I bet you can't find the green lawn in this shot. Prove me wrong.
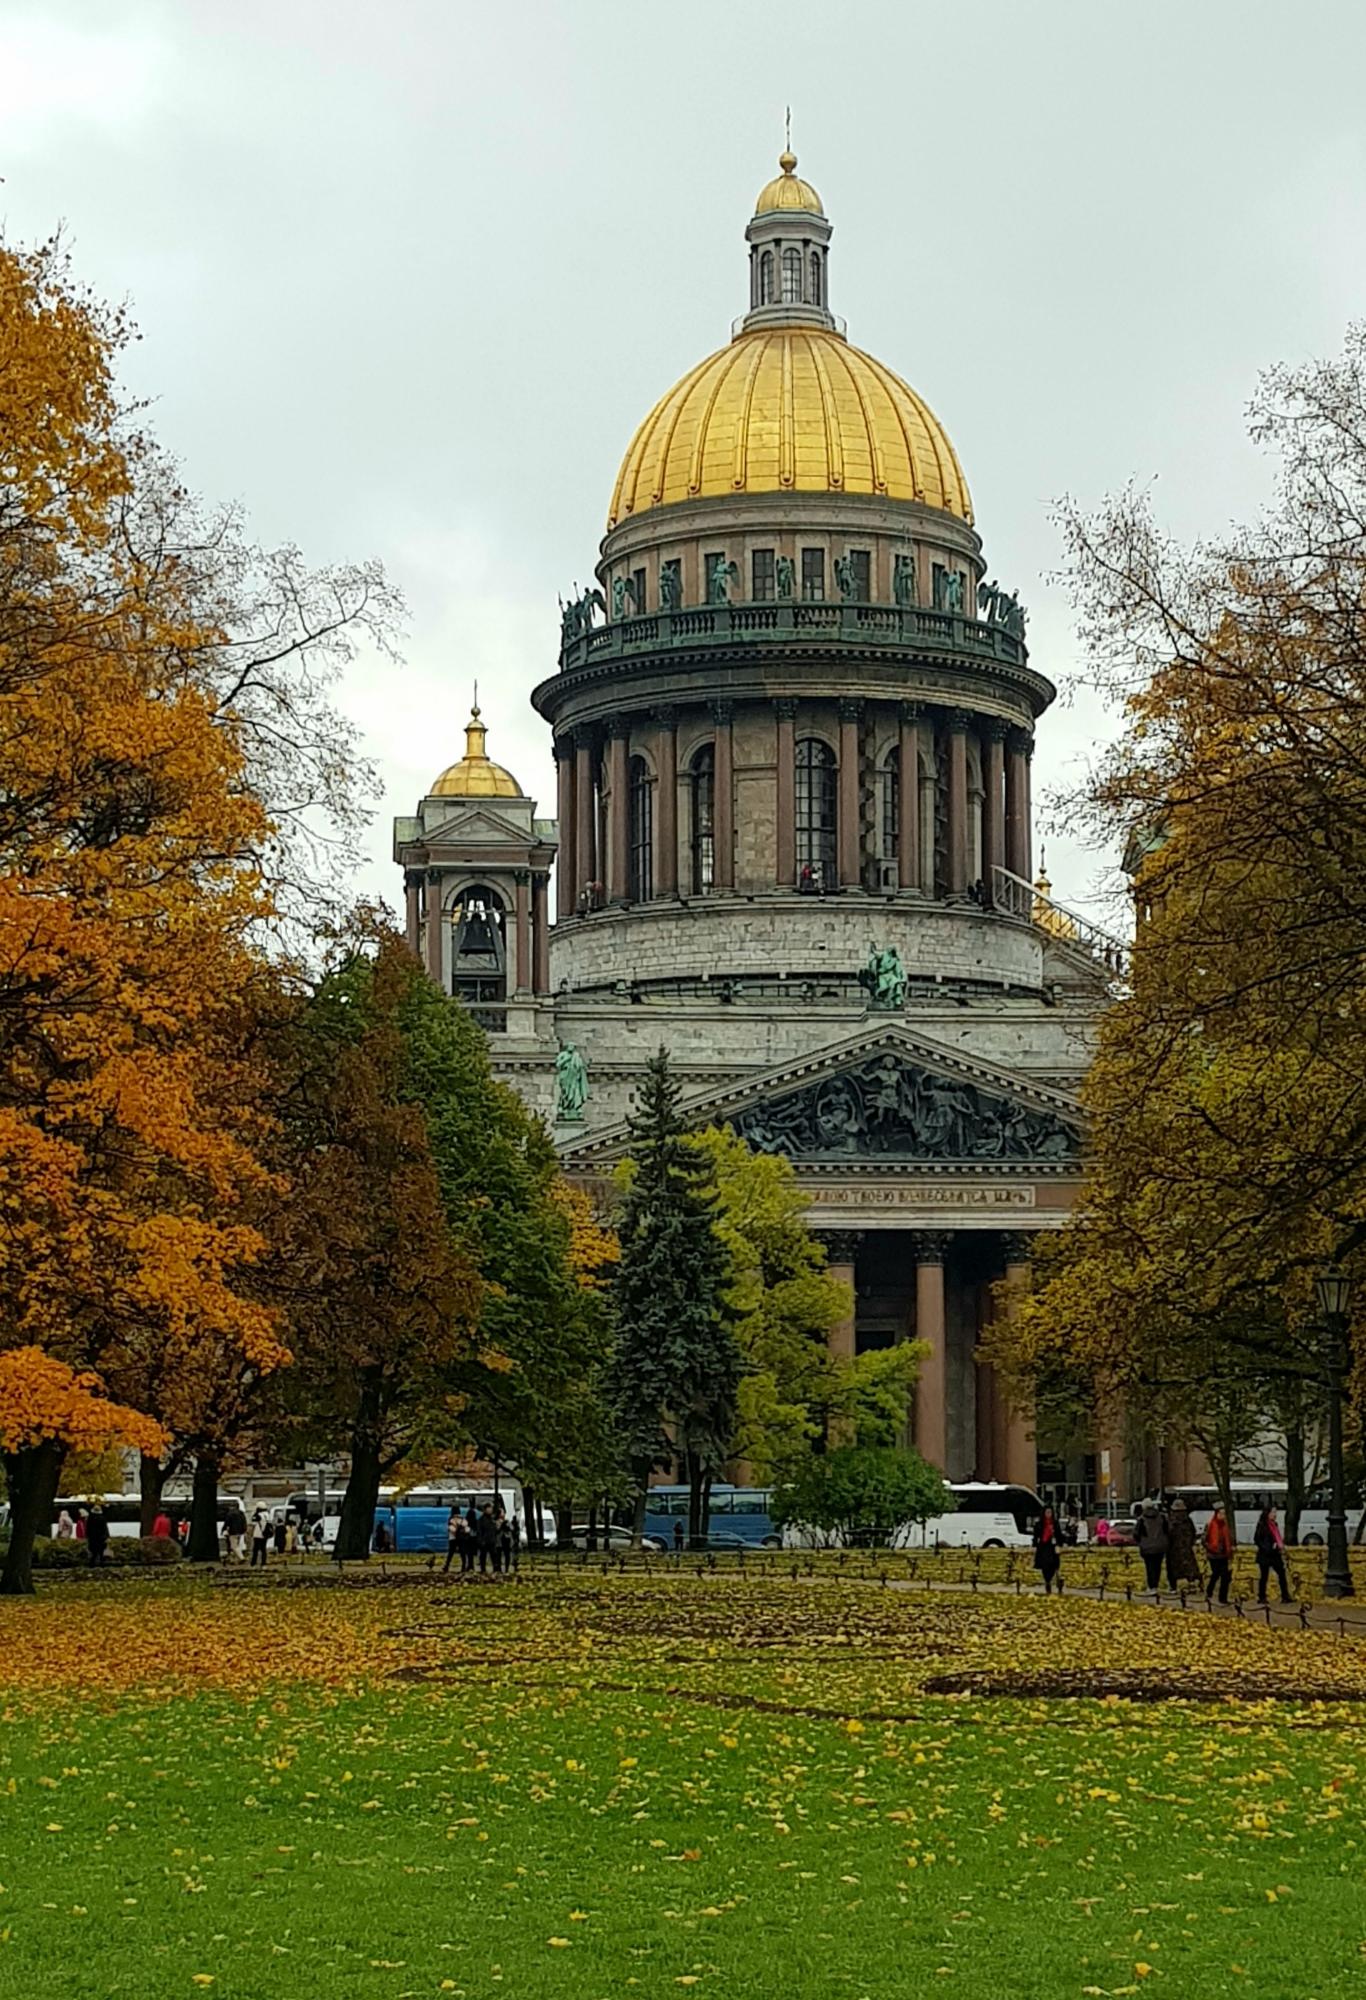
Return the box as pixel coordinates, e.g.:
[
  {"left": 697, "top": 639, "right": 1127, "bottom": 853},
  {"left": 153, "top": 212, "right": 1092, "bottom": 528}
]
[{"left": 2, "top": 1570, "right": 1365, "bottom": 1998}]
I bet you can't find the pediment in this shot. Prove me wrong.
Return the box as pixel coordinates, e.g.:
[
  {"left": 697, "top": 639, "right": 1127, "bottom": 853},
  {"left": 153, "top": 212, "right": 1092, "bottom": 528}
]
[
  {"left": 422, "top": 802, "right": 532, "bottom": 846},
  {"left": 561, "top": 1024, "right": 1084, "bottom": 1171}
]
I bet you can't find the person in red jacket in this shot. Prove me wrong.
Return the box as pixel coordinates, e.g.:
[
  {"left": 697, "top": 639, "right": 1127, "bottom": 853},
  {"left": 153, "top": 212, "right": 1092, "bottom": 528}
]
[
  {"left": 1203, "top": 1502, "right": 1233, "bottom": 1604},
  {"left": 152, "top": 1509, "right": 173, "bottom": 1539}
]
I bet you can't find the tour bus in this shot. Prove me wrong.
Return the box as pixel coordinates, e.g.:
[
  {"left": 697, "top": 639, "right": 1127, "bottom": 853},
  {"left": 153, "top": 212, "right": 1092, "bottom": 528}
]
[
  {"left": 1165, "top": 1480, "right": 1355, "bottom": 1547},
  {"left": 640, "top": 1485, "right": 782, "bottom": 1549},
  {"left": 896, "top": 1480, "right": 1043, "bottom": 1550},
  {"left": 48, "top": 1492, "right": 236, "bottom": 1538},
  {"left": 285, "top": 1480, "right": 556, "bottom": 1553}
]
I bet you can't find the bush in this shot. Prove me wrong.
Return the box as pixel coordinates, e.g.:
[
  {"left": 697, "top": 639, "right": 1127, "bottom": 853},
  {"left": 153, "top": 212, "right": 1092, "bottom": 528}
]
[
  {"left": 30, "top": 1533, "right": 183, "bottom": 1569},
  {"left": 30, "top": 1535, "right": 87, "bottom": 1569},
  {"left": 773, "top": 1446, "right": 955, "bottom": 1547}
]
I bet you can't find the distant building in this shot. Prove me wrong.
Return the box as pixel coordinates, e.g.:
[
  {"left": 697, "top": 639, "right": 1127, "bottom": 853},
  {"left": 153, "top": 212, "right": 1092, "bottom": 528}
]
[{"left": 395, "top": 151, "right": 1121, "bottom": 1489}]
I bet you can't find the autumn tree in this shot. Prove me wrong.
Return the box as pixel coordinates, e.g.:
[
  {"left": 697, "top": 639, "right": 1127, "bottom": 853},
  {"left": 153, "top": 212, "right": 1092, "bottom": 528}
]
[
  {"left": 610, "top": 1051, "right": 740, "bottom": 1546},
  {"left": 694, "top": 1127, "right": 922, "bottom": 1470}
]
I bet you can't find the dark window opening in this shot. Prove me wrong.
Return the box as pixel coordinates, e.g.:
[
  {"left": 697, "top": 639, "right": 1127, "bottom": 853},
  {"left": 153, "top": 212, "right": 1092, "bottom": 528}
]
[
  {"left": 759, "top": 249, "right": 774, "bottom": 303},
  {"left": 801, "top": 548, "right": 826, "bottom": 601},
  {"left": 751, "top": 548, "right": 775, "bottom": 601},
  {"left": 781, "top": 246, "right": 802, "bottom": 302},
  {"left": 811, "top": 252, "right": 822, "bottom": 306},
  {"left": 690, "top": 745, "right": 715, "bottom": 894},
  {"left": 881, "top": 749, "right": 899, "bottom": 860},
  {"left": 451, "top": 883, "right": 507, "bottom": 1032},
  {"left": 795, "top": 737, "right": 837, "bottom": 887},
  {"left": 629, "top": 756, "right": 653, "bottom": 902}
]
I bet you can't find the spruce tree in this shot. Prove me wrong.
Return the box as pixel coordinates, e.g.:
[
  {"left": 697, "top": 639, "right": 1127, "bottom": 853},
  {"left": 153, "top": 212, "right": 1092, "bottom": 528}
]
[{"left": 610, "top": 1047, "right": 740, "bottom": 1545}]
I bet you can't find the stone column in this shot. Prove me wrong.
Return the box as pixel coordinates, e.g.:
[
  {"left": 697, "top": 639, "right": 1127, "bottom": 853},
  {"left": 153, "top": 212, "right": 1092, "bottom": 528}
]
[
  {"left": 531, "top": 870, "right": 550, "bottom": 994},
  {"left": 913, "top": 1232, "right": 950, "bottom": 1471},
  {"left": 946, "top": 709, "right": 969, "bottom": 895},
  {"left": 982, "top": 717, "right": 1007, "bottom": 897},
  {"left": 1023, "top": 735, "right": 1034, "bottom": 884},
  {"left": 820, "top": 1231, "right": 862, "bottom": 1365},
  {"left": 1005, "top": 728, "right": 1031, "bottom": 881},
  {"left": 606, "top": 721, "right": 630, "bottom": 904},
  {"left": 555, "top": 739, "right": 577, "bottom": 921},
  {"left": 774, "top": 697, "right": 797, "bottom": 887},
  {"left": 513, "top": 870, "right": 531, "bottom": 993},
  {"left": 837, "top": 698, "right": 863, "bottom": 890},
  {"left": 897, "top": 703, "right": 920, "bottom": 891},
  {"left": 424, "top": 870, "right": 443, "bottom": 987},
  {"left": 574, "top": 734, "right": 596, "bottom": 904},
  {"left": 975, "top": 1359, "right": 997, "bottom": 1482},
  {"left": 404, "top": 871, "right": 422, "bottom": 955},
  {"left": 654, "top": 707, "right": 678, "bottom": 898},
  {"left": 1000, "top": 1233, "right": 1036, "bottom": 1489},
  {"left": 711, "top": 701, "right": 735, "bottom": 891}
]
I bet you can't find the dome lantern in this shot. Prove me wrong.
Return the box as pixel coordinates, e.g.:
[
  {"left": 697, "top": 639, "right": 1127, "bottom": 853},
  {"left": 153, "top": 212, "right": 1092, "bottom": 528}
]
[{"left": 743, "top": 142, "right": 834, "bottom": 335}]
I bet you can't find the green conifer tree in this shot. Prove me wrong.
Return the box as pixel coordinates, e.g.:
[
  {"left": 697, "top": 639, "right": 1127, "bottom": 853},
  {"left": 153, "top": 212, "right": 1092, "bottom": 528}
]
[{"left": 610, "top": 1048, "right": 739, "bottom": 1546}]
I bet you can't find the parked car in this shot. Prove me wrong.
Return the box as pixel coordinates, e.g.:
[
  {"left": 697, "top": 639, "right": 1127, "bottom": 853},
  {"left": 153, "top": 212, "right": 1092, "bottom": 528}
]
[{"left": 569, "top": 1524, "right": 667, "bottom": 1553}]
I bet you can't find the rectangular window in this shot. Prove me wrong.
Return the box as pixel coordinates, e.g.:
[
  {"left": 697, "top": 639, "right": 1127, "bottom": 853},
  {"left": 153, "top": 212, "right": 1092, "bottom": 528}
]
[
  {"left": 801, "top": 548, "right": 825, "bottom": 601},
  {"left": 632, "top": 568, "right": 647, "bottom": 615},
  {"left": 751, "top": 548, "right": 775, "bottom": 601},
  {"left": 849, "top": 549, "right": 871, "bottom": 600}
]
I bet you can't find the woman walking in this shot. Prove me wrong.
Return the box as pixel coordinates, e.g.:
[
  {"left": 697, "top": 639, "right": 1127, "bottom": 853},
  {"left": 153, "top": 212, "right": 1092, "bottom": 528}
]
[
  {"left": 1166, "top": 1498, "right": 1202, "bottom": 1591},
  {"left": 1203, "top": 1502, "right": 1233, "bottom": 1605},
  {"left": 1032, "top": 1504, "right": 1063, "bottom": 1595},
  {"left": 1254, "top": 1504, "right": 1293, "bottom": 1604},
  {"left": 1136, "top": 1502, "right": 1169, "bottom": 1591}
]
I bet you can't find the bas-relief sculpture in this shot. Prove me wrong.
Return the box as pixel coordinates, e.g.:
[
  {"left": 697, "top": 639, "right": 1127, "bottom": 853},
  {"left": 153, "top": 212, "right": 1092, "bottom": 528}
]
[{"left": 730, "top": 1054, "right": 1079, "bottom": 1163}]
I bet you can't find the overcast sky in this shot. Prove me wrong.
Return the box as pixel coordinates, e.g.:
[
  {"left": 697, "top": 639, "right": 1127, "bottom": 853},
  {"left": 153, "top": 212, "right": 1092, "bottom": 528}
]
[{"left": 6, "top": 1, "right": 1365, "bottom": 923}]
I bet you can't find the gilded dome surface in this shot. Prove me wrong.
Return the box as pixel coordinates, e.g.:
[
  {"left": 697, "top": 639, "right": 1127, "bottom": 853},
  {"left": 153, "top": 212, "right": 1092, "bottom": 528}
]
[
  {"left": 607, "top": 326, "right": 973, "bottom": 528},
  {"left": 754, "top": 148, "right": 823, "bottom": 215},
  {"left": 430, "top": 705, "right": 522, "bottom": 798}
]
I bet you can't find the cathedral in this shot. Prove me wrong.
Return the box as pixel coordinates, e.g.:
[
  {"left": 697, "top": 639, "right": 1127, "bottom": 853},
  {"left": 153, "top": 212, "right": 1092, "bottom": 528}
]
[{"left": 393, "top": 150, "right": 1121, "bottom": 1490}]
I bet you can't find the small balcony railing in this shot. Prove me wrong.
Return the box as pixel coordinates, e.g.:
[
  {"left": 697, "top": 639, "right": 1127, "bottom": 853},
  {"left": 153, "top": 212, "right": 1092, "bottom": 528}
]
[{"left": 993, "top": 866, "right": 1130, "bottom": 984}]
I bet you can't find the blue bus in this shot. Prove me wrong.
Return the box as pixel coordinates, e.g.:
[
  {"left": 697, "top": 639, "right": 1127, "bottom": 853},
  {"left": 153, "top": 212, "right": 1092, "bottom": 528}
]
[{"left": 641, "top": 1485, "right": 781, "bottom": 1550}]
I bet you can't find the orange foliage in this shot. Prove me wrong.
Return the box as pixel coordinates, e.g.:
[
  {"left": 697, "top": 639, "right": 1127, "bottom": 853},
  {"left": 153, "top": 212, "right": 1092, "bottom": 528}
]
[
  {"left": 0, "top": 1347, "right": 165, "bottom": 1458},
  {"left": 551, "top": 1177, "right": 619, "bottom": 1291}
]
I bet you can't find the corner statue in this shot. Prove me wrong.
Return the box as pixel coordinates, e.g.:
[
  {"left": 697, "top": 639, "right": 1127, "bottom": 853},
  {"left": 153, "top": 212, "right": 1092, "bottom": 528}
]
[
  {"left": 863, "top": 944, "right": 907, "bottom": 1010},
  {"left": 555, "top": 1042, "right": 588, "bottom": 1121}
]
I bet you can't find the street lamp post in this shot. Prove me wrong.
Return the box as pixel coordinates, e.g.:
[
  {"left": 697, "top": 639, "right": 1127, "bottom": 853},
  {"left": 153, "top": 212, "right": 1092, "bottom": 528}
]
[{"left": 1315, "top": 1267, "right": 1355, "bottom": 1601}]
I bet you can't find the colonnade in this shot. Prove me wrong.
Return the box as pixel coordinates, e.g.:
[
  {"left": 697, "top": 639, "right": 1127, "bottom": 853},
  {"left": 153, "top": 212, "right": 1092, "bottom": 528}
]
[
  {"left": 819, "top": 1226, "right": 1037, "bottom": 1486},
  {"left": 554, "top": 702, "right": 1033, "bottom": 919},
  {"left": 404, "top": 867, "right": 552, "bottom": 996}
]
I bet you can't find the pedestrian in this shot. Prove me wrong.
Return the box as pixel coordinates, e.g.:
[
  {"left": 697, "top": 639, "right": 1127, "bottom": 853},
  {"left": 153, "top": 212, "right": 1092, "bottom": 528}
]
[
  {"left": 74, "top": 1510, "right": 86, "bottom": 1543},
  {"left": 249, "top": 1507, "right": 269, "bottom": 1568},
  {"left": 373, "top": 1519, "right": 391, "bottom": 1555},
  {"left": 442, "top": 1505, "right": 465, "bottom": 1575},
  {"left": 311, "top": 1518, "right": 325, "bottom": 1552},
  {"left": 226, "top": 1503, "right": 248, "bottom": 1561},
  {"left": 1204, "top": 1502, "right": 1233, "bottom": 1605},
  {"left": 495, "top": 1502, "right": 513, "bottom": 1575},
  {"left": 1094, "top": 1515, "right": 1111, "bottom": 1547},
  {"left": 152, "top": 1508, "right": 173, "bottom": 1540},
  {"left": 273, "top": 1512, "right": 288, "bottom": 1557},
  {"left": 673, "top": 1519, "right": 685, "bottom": 1553},
  {"left": 1254, "top": 1504, "right": 1293, "bottom": 1604},
  {"left": 284, "top": 1516, "right": 298, "bottom": 1556},
  {"left": 475, "top": 1501, "right": 499, "bottom": 1576},
  {"left": 1166, "top": 1497, "right": 1202, "bottom": 1590},
  {"left": 56, "top": 1508, "right": 75, "bottom": 1540},
  {"left": 508, "top": 1509, "right": 521, "bottom": 1574},
  {"left": 85, "top": 1503, "right": 110, "bottom": 1569},
  {"left": 1032, "top": 1504, "right": 1063, "bottom": 1594},
  {"left": 1136, "top": 1501, "right": 1168, "bottom": 1591}
]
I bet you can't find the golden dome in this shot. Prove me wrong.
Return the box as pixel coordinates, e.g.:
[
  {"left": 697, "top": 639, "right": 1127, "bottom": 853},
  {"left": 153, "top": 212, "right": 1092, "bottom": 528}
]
[
  {"left": 430, "top": 703, "right": 522, "bottom": 798},
  {"left": 754, "top": 148, "right": 823, "bottom": 215},
  {"left": 608, "top": 325, "right": 972, "bottom": 527}
]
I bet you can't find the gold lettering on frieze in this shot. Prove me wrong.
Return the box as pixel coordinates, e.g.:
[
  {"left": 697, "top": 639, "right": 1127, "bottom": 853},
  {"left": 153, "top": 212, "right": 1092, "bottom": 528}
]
[{"left": 814, "top": 1185, "right": 1035, "bottom": 1208}]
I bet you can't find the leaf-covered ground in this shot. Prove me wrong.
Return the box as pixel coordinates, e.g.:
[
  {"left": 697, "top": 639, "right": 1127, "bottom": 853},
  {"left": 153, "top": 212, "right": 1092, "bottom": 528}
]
[{"left": 3, "top": 1569, "right": 1366, "bottom": 1997}]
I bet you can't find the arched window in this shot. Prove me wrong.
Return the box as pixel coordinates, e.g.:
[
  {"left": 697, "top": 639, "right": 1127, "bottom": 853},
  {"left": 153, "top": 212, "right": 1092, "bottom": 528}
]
[
  {"left": 759, "top": 250, "right": 775, "bottom": 304},
  {"left": 881, "top": 747, "right": 899, "bottom": 861},
  {"left": 781, "top": 246, "right": 802, "bottom": 303},
  {"left": 810, "top": 252, "right": 822, "bottom": 306},
  {"left": 450, "top": 883, "right": 507, "bottom": 1032},
  {"left": 690, "top": 745, "right": 715, "bottom": 894},
  {"left": 629, "top": 755, "right": 653, "bottom": 903},
  {"left": 795, "top": 738, "right": 837, "bottom": 887}
]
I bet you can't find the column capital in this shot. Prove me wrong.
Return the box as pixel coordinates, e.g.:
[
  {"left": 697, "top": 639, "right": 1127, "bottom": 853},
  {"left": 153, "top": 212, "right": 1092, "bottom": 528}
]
[
  {"left": 911, "top": 1230, "right": 952, "bottom": 1263},
  {"left": 999, "top": 1231, "right": 1036, "bottom": 1266},
  {"left": 837, "top": 696, "right": 864, "bottom": 724},
  {"left": 774, "top": 696, "right": 800, "bottom": 721},
  {"left": 898, "top": 701, "right": 924, "bottom": 725},
  {"left": 944, "top": 707, "right": 973, "bottom": 734},
  {"left": 652, "top": 704, "right": 678, "bottom": 729},
  {"left": 553, "top": 733, "right": 576, "bottom": 762},
  {"left": 710, "top": 698, "right": 734, "bottom": 726},
  {"left": 817, "top": 1229, "right": 864, "bottom": 1262},
  {"left": 982, "top": 715, "right": 1010, "bottom": 743},
  {"left": 531, "top": 868, "right": 551, "bottom": 888},
  {"left": 607, "top": 715, "right": 631, "bottom": 741},
  {"left": 513, "top": 867, "right": 530, "bottom": 886},
  {"left": 1007, "top": 725, "right": 1034, "bottom": 758},
  {"left": 425, "top": 866, "right": 443, "bottom": 886}
]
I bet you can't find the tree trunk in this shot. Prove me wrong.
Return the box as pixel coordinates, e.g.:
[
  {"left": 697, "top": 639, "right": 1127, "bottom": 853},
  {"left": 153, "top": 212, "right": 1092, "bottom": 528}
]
[
  {"left": 336, "top": 1384, "right": 384, "bottom": 1560},
  {"left": 1285, "top": 1426, "right": 1306, "bottom": 1545},
  {"left": 187, "top": 1453, "right": 221, "bottom": 1562},
  {"left": 687, "top": 1451, "right": 704, "bottom": 1551},
  {"left": 138, "top": 1453, "right": 169, "bottom": 1537},
  {"left": 630, "top": 1473, "right": 649, "bottom": 1547},
  {"left": 555, "top": 1499, "right": 574, "bottom": 1551},
  {"left": 0, "top": 1440, "right": 65, "bottom": 1595}
]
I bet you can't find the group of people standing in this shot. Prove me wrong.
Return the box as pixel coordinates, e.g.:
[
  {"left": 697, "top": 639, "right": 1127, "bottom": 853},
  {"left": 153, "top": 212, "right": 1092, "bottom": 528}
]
[
  {"left": 443, "top": 1499, "right": 519, "bottom": 1576},
  {"left": 54, "top": 1504, "right": 111, "bottom": 1564}
]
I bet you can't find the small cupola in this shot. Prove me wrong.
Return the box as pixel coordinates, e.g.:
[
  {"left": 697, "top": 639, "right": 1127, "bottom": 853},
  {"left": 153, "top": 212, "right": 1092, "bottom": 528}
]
[{"left": 742, "top": 142, "right": 835, "bottom": 334}]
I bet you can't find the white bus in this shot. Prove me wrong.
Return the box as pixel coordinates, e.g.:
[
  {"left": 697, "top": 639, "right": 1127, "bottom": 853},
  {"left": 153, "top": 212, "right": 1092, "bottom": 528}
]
[
  {"left": 897, "top": 1480, "right": 1043, "bottom": 1550},
  {"left": 1167, "top": 1480, "right": 1358, "bottom": 1547}
]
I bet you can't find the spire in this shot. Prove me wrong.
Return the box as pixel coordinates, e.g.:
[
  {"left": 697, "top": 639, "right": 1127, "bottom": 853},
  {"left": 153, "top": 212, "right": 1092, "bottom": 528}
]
[{"left": 464, "top": 693, "right": 488, "bottom": 763}]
